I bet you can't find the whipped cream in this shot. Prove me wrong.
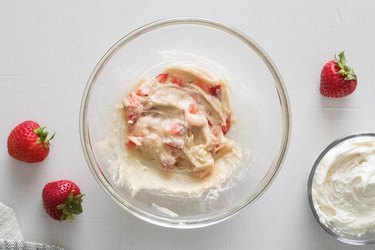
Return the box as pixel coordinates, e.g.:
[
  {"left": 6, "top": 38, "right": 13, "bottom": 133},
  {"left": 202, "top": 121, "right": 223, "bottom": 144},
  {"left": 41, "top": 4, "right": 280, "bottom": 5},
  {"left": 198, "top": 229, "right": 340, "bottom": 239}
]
[{"left": 312, "top": 136, "right": 375, "bottom": 236}]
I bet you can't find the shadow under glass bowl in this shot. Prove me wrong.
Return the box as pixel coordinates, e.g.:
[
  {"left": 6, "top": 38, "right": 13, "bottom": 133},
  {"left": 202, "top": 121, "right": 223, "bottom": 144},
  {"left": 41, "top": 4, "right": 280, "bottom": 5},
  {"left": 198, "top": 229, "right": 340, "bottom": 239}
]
[
  {"left": 80, "top": 17, "right": 291, "bottom": 228},
  {"left": 308, "top": 133, "right": 375, "bottom": 245}
]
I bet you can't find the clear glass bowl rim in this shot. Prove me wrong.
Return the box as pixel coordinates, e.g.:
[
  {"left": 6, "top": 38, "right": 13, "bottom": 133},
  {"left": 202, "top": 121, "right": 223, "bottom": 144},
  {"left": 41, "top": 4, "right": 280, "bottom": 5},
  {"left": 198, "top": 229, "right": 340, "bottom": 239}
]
[
  {"left": 307, "top": 132, "right": 375, "bottom": 245},
  {"left": 80, "top": 17, "right": 291, "bottom": 228}
]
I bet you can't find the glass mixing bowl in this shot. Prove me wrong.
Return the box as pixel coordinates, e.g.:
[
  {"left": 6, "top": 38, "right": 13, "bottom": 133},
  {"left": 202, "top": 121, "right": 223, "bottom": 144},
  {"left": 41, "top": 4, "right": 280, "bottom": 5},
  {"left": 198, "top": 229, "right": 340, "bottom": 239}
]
[
  {"left": 308, "top": 133, "right": 375, "bottom": 245},
  {"left": 80, "top": 17, "right": 291, "bottom": 228}
]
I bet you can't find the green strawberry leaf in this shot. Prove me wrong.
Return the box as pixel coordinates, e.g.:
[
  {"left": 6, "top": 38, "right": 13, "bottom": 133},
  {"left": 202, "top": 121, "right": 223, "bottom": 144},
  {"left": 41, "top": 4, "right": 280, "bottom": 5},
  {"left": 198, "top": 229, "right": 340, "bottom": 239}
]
[
  {"left": 338, "top": 51, "right": 347, "bottom": 65},
  {"left": 57, "top": 191, "right": 84, "bottom": 222},
  {"left": 33, "top": 126, "right": 55, "bottom": 147},
  {"left": 335, "top": 51, "right": 357, "bottom": 81}
]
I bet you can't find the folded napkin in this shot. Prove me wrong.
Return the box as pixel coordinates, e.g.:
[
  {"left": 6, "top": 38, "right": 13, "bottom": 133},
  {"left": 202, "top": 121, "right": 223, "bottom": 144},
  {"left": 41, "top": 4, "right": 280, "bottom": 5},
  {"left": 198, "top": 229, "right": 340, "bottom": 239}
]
[{"left": 0, "top": 202, "right": 63, "bottom": 250}]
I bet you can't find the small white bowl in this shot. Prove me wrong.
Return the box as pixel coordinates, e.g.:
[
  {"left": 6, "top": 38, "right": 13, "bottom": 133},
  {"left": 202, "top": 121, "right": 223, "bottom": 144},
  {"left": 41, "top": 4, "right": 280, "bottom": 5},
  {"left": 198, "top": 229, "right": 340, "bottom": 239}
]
[{"left": 308, "top": 133, "right": 375, "bottom": 245}]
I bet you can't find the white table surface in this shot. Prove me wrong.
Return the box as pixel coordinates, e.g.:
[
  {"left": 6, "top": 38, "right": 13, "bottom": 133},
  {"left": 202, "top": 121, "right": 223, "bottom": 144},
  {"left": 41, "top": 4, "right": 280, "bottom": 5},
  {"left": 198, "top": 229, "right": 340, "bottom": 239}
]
[{"left": 1, "top": 0, "right": 375, "bottom": 249}]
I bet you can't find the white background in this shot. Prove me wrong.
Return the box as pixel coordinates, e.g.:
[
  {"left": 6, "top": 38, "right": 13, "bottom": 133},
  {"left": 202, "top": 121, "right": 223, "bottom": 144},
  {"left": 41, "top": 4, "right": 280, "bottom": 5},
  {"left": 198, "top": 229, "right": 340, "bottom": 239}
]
[{"left": 1, "top": 0, "right": 375, "bottom": 249}]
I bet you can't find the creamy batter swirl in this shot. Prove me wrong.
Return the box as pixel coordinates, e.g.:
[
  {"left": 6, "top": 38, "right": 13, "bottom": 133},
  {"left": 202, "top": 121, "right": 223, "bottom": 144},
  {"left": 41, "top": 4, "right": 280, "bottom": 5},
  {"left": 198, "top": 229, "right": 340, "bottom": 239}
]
[{"left": 123, "top": 66, "right": 236, "bottom": 179}]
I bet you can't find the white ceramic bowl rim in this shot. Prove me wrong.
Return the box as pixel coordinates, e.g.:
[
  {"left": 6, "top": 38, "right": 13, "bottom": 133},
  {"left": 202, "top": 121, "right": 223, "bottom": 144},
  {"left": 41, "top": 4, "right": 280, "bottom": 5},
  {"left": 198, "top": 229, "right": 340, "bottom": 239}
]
[{"left": 80, "top": 17, "right": 291, "bottom": 228}]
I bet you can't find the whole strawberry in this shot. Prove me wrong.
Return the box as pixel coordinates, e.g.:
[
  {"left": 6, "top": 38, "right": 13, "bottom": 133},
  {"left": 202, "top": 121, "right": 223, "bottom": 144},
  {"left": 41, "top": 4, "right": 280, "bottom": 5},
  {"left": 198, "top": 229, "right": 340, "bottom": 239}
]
[
  {"left": 42, "top": 180, "right": 84, "bottom": 221},
  {"left": 320, "top": 51, "right": 357, "bottom": 98},
  {"left": 7, "top": 120, "right": 54, "bottom": 163}
]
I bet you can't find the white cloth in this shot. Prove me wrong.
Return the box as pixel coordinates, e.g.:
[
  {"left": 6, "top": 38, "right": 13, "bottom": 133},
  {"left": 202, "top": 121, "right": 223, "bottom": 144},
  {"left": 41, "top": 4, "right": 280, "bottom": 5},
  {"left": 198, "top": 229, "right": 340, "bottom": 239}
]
[
  {"left": 0, "top": 203, "right": 63, "bottom": 250},
  {"left": 0, "top": 203, "right": 23, "bottom": 241}
]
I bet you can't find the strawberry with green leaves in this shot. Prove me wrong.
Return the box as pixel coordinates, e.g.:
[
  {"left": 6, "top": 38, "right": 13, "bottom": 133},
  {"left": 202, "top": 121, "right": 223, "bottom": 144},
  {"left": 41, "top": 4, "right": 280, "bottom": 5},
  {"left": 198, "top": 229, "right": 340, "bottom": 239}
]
[
  {"left": 7, "top": 120, "right": 54, "bottom": 163},
  {"left": 320, "top": 51, "right": 357, "bottom": 98},
  {"left": 42, "top": 180, "right": 84, "bottom": 221}
]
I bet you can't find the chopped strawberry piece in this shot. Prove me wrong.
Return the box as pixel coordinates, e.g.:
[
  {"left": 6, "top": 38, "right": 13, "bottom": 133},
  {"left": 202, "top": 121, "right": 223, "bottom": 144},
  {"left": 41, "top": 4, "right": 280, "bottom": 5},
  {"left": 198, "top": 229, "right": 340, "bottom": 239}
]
[
  {"left": 136, "top": 89, "right": 145, "bottom": 96},
  {"left": 194, "top": 79, "right": 210, "bottom": 93},
  {"left": 169, "top": 123, "right": 184, "bottom": 136},
  {"left": 195, "top": 80, "right": 221, "bottom": 96},
  {"left": 126, "top": 136, "right": 142, "bottom": 149},
  {"left": 164, "top": 141, "right": 183, "bottom": 149},
  {"left": 209, "top": 84, "right": 221, "bottom": 96},
  {"left": 206, "top": 117, "right": 212, "bottom": 127},
  {"left": 221, "top": 117, "right": 231, "bottom": 135},
  {"left": 156, "top": 73, "right": 169, "bottom": 83},
  {"left": 171, "top": 75, "right": 184, "bottom": 86},
  {"left": 188, "top": 103, "right": 199, "bottom": 114},
  {"left": 127, "top": 112, "right": 138, "bottom": 125},
  {"left": 126, "top": 139, "right": 137, "bottom": 149}
]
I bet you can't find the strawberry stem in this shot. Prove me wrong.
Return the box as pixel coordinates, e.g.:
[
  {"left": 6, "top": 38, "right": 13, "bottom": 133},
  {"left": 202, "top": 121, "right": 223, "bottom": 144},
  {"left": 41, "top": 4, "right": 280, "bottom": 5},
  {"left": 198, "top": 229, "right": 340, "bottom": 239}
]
[
  {"left": 33, "top": 127, "right": 55, "bottom": 146},
  {"left": 335, "top": 51, "right": 357, "bottom": 81},
  {"left": 56, "top": 191, "right": 84, "bottom": 222}
]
